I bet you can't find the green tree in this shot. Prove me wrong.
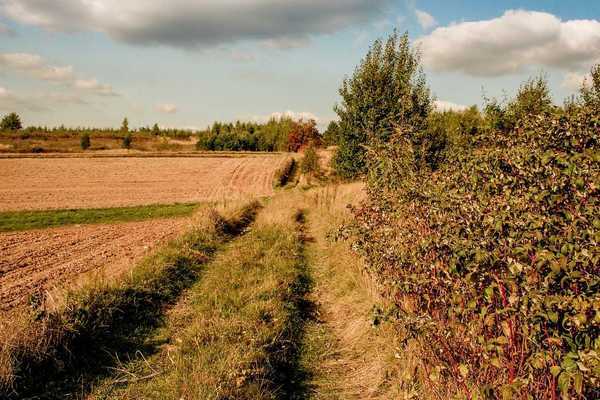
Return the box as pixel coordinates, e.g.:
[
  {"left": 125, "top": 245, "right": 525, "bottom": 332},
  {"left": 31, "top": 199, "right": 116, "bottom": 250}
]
[
  {"left": 151, "top": 123, "right": 161, "bottom": 136},
  {"left": 121, "top": 117, "right": 129, "bottom": 133},
  {"left": 1, "top": 112, "right": 22, "bottom": 131},
  {"left": 333, "top": 31, "right": 432, "bottom": 178},
  {"left": 580, "top": 64, "right": 600, "bottom": 111},
  {"left": 505, "top": 75, "right": 554, "bottom": 123},
  {"left": 323, "top": 121, "right": 341, "bottom": 146},
  {"left": 80, "top": 133, "right": 91, "bottom": 150},
  {"left": 301, "top": 145, "right": 320, "bottom": 175}
]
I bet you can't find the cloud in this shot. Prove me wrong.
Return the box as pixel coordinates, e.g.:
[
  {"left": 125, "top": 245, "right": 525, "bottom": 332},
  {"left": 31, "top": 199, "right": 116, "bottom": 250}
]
[
  {"left": 156, "top": 103, "right": 178, "bottom": 114},
  {"left": 417, "top": 10, "right": 600, "bottom": 76},
  {"left": 74, "top": 78, "right": 116, "bottom": 96},
  {"left": 415, "top": 10, "right": 437, "bottom": 30},
  {"left": 2, "top": 0, "right": 391, "bottom": 49},
  {"left": 246, "top": 110, "right": 320, "bottom": 124},
  {"left": 0, "top": 52, "right": 116, "bottom": 95},
  {"left": 434, "top": 100, "right": 469, "bottom": 112},
  {"left": 561, "top": 71, "right": 592, "bottom": 91},
  {"left": 0, "top": 22, "right": 14, "bottom": 35},
  {"left": 230, "top": 50, "right": 256, "bottom": 62}
]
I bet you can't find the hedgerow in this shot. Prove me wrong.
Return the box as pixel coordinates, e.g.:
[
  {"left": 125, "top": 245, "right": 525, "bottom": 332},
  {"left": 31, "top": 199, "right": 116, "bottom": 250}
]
[{"left": 345, "top": 100, "right": 599, "bottom": 397}]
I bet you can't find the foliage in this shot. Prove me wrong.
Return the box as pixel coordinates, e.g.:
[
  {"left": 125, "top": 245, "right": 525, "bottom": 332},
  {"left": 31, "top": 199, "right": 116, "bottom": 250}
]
[
  {"left": 322, "top": 121, "right": 341, "bottom": 146},
  {"left": 1, "top": 113, "right": 22, "bottom": 131},
  {"left": 122, "top": 133, "right": 132, "bottom": 149},
  {"left": 344, "top": 81, "right": 599, "bottom": 398},
  {"left": 300, "top": 146, "right": 320, "bottom": 177},
  {"left": 288, "top": 119, "right": 321, "bottom": 152},
  {"left": 80, "top": 133, "right": 91, "bottom": 150},
  {"left": 121, "top": 117, "right": 129, "bottom": 133},
  {"left": 196, "top": 117, "right": 318, "bottom": 152},
  {"left": 151, "top": 123, "right": 161, "bottom": 136},
  {"left": 333, "top": 30, "right": 432, "bottom": 178},
  {"left": 580, "top": 64, "right": 600, "bottom": 112}
]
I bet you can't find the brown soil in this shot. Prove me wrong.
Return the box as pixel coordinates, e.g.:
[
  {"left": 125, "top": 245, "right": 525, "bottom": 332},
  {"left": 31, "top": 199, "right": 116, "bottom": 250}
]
[
  {"left": 0, "top": 156, "right": 286, "bottom": 211},
  {"left": 0, "top": 217, "right": 193, "bottom": 310}
]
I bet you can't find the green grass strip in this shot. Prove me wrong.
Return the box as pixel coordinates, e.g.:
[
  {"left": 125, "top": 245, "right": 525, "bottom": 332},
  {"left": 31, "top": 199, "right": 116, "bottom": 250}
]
[{"left": 0, "top": 203, "right": 199, "bottom": 232}]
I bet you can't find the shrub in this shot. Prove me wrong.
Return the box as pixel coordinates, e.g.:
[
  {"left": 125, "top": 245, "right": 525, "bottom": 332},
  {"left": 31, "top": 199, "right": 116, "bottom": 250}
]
[
  {"left": 333, "top": 30, "right": 432, "bottom": 178},
  {"left": 1, "top": 113, "right": 22, "bottom": 131},
  {"left": 273, "top": 157, "right": 296, "bottom": 188},
  {"left": 80, "top": 133, "right": 91, "bottom": 150},
  {"left": 300, "top": 146, "right": 320, "bottom": 176},
  {"left": 122, "top": 133, "right": 132, "bottom": 149},
  {"left": 346, "top": 95, "right": 599, "bottom": 398}
]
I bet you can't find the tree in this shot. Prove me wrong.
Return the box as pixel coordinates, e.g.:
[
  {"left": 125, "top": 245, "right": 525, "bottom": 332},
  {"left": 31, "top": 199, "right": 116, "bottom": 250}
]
[
  {"left": 506, "top": 75, "right": 553, "bottom": 123},
  {"left": 323, "top": 121, "right": 341, "bottom": 146},
  {"left": 80, "top": 133, "right": 91, "bottom": 150},
  {"left": 1, "top": 112, "right": 22, "bottom": 131},
  {"left": 151, "top": 123, "right": 161, "bottom": 136},
  {"left": 287, "top": 119, "right": 321, "bottom": 152},
  {"left": 333, "top": 31, "right": 432, "bottom": 178},
  {"left": 580, "top": 64, "right": 600, "bottom": 111},
  {"left": 121, "top": 117, "right": 129, "bottom": 133}
]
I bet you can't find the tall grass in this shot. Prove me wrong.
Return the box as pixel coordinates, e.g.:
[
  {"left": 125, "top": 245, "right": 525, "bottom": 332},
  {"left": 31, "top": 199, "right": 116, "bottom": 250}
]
[{"left": 0, "top": 201, "right": 260, "bottom": 398}]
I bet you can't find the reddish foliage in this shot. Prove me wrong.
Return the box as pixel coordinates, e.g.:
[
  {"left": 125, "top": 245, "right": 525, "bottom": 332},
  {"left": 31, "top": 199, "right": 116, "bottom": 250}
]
[{"left": 287, "top": 119, "right": 321, "bottom": 152}]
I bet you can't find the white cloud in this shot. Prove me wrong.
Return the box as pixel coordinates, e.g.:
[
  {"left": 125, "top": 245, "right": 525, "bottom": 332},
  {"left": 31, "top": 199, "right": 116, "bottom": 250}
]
[
  {"left": 417, "top": 10, "right": 600, "bottom": 76},
  {"left": 156, "top": 103, "right": 178, "bottom": 114},
  {"left": 2, "top": 0, "right": 392, "bottom": 49},
  {"left": 74, "top": 78, "right": 116, "bottom": 96},
  {"left": 230, "top": 50, "right": 256, "bottom": 62},
  {"left": 0, "top": 52, "right": 116, "bottom": 96},
  {"left": 434, "top": 100, "right": 469, "bottom": 112},
  {"left": 415, "top": 10, "right": 437, "bottom": 30}
]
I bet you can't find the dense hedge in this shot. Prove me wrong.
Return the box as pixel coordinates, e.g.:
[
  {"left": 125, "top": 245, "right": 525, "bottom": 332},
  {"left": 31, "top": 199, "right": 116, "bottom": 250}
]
[{"left": 347, "top": 105, "right": 599, "bottom": 398}]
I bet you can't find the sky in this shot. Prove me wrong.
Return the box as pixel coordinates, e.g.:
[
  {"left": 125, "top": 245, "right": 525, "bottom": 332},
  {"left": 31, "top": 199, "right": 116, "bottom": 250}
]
[{"left": 0, "top": 0, "right": 599, "bottom": 130}]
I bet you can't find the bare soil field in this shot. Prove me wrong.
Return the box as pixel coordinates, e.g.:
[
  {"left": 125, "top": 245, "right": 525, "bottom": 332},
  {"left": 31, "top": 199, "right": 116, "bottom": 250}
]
[
  {"left": 0, "top": 155, "right": 286, "bottom": 211},
  {"left": 0, "top": 217, "right": 193, "bottom": 310}
]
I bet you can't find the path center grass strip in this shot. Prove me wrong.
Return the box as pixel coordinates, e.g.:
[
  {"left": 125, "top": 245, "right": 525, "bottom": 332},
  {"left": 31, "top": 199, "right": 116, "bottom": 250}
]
[
  {"left": 0, "top": 201, "right": 260, "bottom": 399},
  {"left": 96, "top": 208, "right": 311, "bottom": 400},
  {"left": 0, "top": 203, "right": 200, "bottom": 232}
]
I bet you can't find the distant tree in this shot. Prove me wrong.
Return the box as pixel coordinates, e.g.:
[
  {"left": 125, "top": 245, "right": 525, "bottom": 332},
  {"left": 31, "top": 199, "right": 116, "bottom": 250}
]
[
  {"left": 333, "top": 30, "right": 432, "bottom": 178},
  {"left": 152, "top": 123, "right": 161, "bottom": 136},
  {"left": 580, "top": 64, "right": 600, "bottom": 111},
  {"left": 122, "top": 133, "right": 132, "bottom": 149},
  {"left": 323, "top": 121, "right": 341, "bottom": 146},
  {"left": 80, "top": 133, "right": 91, "bottom": 150},
  {"left": 1, "top": 112, "right": 22, "bottom": 131},
  {"left": 287, "top": 119, "right": 321, "bottom": 152},
  {"left": 121, "top": 117, "right": 129, "bottom": 133}
]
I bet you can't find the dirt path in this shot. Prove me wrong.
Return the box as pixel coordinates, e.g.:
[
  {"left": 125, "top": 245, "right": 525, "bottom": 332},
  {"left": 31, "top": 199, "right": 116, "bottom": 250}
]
[
  {"left": 295, "top": 209, "right": 406, "bottom": 399},
  {"left": 0, "top": 217, "right": 193, "bottom": 310}
]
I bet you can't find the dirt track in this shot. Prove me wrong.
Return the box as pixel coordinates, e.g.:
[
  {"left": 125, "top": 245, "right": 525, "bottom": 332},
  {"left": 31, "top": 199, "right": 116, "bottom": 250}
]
[
  {"left": 0, "top": 155, "right": 285, "bottom": 211},
  {"left": 0, "top": 217, "right": 194, "bottom": 310}
]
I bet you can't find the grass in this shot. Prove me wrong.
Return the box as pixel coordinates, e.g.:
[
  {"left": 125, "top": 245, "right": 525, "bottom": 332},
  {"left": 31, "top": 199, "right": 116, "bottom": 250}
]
[
  {"left": 0, "top": 201, "right": 260, "bottom": 399},
  {"left": 89, "top": 201, "right": 312, "bottom": 399},
  {"left": 0, "top": 203, "right": 199, "bottom": 232}
]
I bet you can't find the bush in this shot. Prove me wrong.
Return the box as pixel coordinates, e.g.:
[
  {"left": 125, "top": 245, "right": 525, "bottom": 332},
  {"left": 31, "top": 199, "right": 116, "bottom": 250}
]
[
  {"left": 1, "top": 113, "right": 22, "bottom": 131},
  {"left": 300, "top": 146, "right": 320, "bottom": 176},
  {"left": 273, "top": 157, "right": 296, "bottom": 188},
  {"left": 287, "top": 119, "right": 321, "bottom": 152},
  {"left": 346, "top": 92, "right": 599, "bottom": 398},
  {"left": 80, "top": 133, "right": 91, "bottom": 150},
  {"left": 122, "top": 133, "right": 132, "bottom": 149},
  {"left": 333, "top": 30, "right": 432, "bottom": 178}
]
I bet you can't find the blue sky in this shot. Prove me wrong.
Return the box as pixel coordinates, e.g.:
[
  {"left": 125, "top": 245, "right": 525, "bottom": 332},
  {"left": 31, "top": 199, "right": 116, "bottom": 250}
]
[{"left": 0, "top": 1, "right": 598, "bottom": 130}]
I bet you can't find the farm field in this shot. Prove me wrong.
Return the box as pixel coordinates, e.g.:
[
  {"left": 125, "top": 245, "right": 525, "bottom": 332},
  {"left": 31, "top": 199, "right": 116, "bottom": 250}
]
[
  {"left": 0, "top": 155, "right": 287, "bottom": 211},
  {"left": 0, "top": 216, "right": 194, "bottom": 310}
]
